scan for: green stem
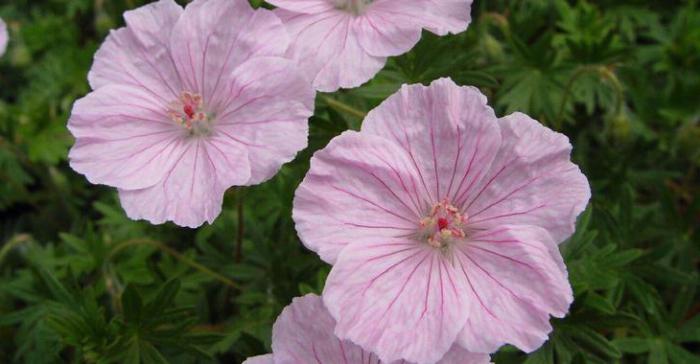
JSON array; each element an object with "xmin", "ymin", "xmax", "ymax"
[
  {"xmin": 0, "ymin": 234, "xmax": 32, "ymax": 266},
  {"xmin": 109, "ymin": 238, "xmax": 238, "ymax": 289},
  {"xmin": 556, "ymin": 65, "xmax": 598, "ymax": 126},
  {"xmin": 320, "ymin": 95, "xmax": 367, "ymax": 119},
  {"xmin": 598, "ymin": 67, "xmax": 625, "ymax": 116},
  {"xmin": 556, "ymin": 65, "xmax": 625, "ymax": 126}
]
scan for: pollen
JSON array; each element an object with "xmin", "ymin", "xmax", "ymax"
[
  {"xmin": 418, "ymin": 200, "xmax": 468, "ymax": 249},
  {"xmin": 168, "ymin": 91, "xmax": 210, "ymax": 134},
  {"xmin": 333, "ymin": 0, "xmax": 374, "ymax": 15}
]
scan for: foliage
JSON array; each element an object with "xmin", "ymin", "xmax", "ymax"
[{"xmin": 0, "ymin": 0, "xmax": 698, "ymax": 363}]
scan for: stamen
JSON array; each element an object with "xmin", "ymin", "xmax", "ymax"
[
  {"xmin": 418, "ymin": 200, "xmax": 468, "ymax": 249},
  {"xmin": 168, "ymin": 91, "xmax": 210, "ymax": 134},
  {"xmin": 333, "ymin": 0, "xmax": 374, "ymax": 15}
]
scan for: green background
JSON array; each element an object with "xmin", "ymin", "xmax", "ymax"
[{"xmin": 0, "ymin": 0, "xmax": 698, "ymax": 363}]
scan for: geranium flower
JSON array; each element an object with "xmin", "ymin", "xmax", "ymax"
[
  {"xmin": 243, "ymin": 294, "xmax": 490, "ymax": 364},
  {"xmin": 268, "ymin": 0, "xmax": 473, "ymax": 92},
  {"xmin": 0, "ymin": 18, "xmax": 8, "ymax": 57},
  {"xmin": 68, "ymin": 0, "xmax": 314, "ymax": 228},
  {"xmin": 293, "ymin": 78, "xmax": 590, "ymax": 363}
]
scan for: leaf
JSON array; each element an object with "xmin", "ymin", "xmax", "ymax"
[
  {"xmin": 614, "ymin": 337, "xmax": 651, "ymax": 354},
  {"xmin": 140, "ymin": 342, "xmax": 169, "ymax": 364},
  {"xmin": 678, "ymin": 315, "xmax": 700, "ymax": 343},
  {"xmin": 143, "ymin": 280, "xmax": 180, "ymax": 318},
  {"xmin": 649, "ymin": 339, "xmax": 669, "ymax": 364},
  {"xmin": 570, "ymin": 327, "xmax": 622, "ymax": 359},
  {"xmin": 36, "ymin": 269, "xmax": 74, "ymax": 306},
  {"xmin": 583, "ymin": 292, "xmax": 617, "ymax": 314},
  {"xmin": 121, "ymin": 285, "xmax": 143, "ymax": 324},
  {"xmin": 524, "ymin": 343, "xmax": 554, "ymax": 364}
]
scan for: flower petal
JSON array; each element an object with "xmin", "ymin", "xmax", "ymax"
[
  {"xmin": 272, "ymin": 294, "xmax": 489, "ymax": 364},
  {"xmin": 415, "ymin": 0, "xmax": 473, "ymax": 36},
  {"xmin": 169, "ymin": 0, "xmax": 289, "ymax": 102},
  {"xmin": 362, "ymin": 78, "xmax": 502, "ymax": 205},
  {"xmin": 459, "ymin": 112, "xmax": 591, "ymax": 243},
  {"xmin": 242, "ymin": 355, "xmax": 274, "ymax": 364},
  {"xmin": 353, "ymin": 2, "xmax": 423, "ymax": 57},
  {"xmin": 455, "ymin": 225, "xmax": 573, "ymax": 353},
  {"xmin": 68, "ymin": 84, "xmax": 184, "ymax": 190},
  {"xmin": 0, "ymin": 18, "xmax": 8, "ymax": 57},
  {"xmin": 323, "ymin": 240, "xmax": 471, "ymax": 364},
  {"xmin": 272, "ymin": 294, "xmax": 371, "ymax": 364},
  {"xmin": 215, "ymin": 57, "xmax": 314, "ymax": 185},
  {"xmin": 275, "ymin": 9, "xmax": 385, "ymax": 92},
  {"xmin": 88, "ymin": 0, "xmax": 183, "ymax": 99},
  {"xmin": 294, "ymin": 131, "xmax": 426, "ymax": 264},
  {"xmin": 439, "ymin": 346, "xmax": 491, "ymax": 364},
  {"xmin": 267, "ymin": 0, "xmax": 334, "ymax": 14},
  {"xmin": 118, "ymin": 138, "xmax": 250, "ymax": 228}
]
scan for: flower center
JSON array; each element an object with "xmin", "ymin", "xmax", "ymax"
[
  {"xmin": 332, "ymin": 0, "xmax": 373, "ymax": 15},
  {"xmin": 419, "ymin": 200, "xmax": 468, "ymax": 249},
  {"xmin": 168, "ymin": 91, "xmax": 211, "ymax": 135}
]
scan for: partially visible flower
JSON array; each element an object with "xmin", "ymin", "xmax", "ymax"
[
  {"xmin": 243, "ymin": 294, "xmax": 490, "ymax": 364},
  {"xmin": 0, "ymin": 18, "xmax": 8, "ymax": 57},
  {"xmin": 293, "ymin": 78, "xmax": 590, "ymax": 363},
  {"xmin": 243, "ymin": 355, "xmax": 273, "ymax": 364},
  {"xmin": 68, "ymin": 0, "xmax": 314, "ymax": 227},
  {"xmin": 268, "ymin": 0, "xmax": 473, "ymax": 92}
]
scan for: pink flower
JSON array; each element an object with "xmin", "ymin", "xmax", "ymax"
[
  {"xmin": 268, "ymin": 0, "xmax": 473, "ymax": 92},
  {"xmin": 68, "ymin": 0, "xmax": 314, "ymax": 228},
  {"xmin": 293, "ymin": 78, "xmax": 591, "ymax": 363},
  {"xmin": 0, "ymin": 18, "xmax": 8, "ymax": 57},
  {"xmin": 243, "ymin": 355, "xmax": 273, "ymax": 364},
  {"xmin": 243, "ymin": 294, "xmax": 490, "ymax": 364}
]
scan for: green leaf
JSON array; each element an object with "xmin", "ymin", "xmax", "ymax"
[
  {"xmin": 140, "ymin": 342, "xmax": 169, "ymax": 364},
  {"xmin": 570, "ymin": 327, "xmax": 622, "ymax": 359},
  {"xmin": 122, "ymin": 285, "xmax": 143, "ymax": 324},
  {"xmin": 583, "ymin": 292, "xmax": 617, "ymax": 314},
  {"xmin": 524, "ymin": 343, "xmax": 554, "ymax": 364},
  {"xmin": 649, "ymin": 339, "xmax": 669, "ymax": 364},
  {"xmin": 614, "ymin": 337, "xmax": 651, "ymax": 354},
  {"xmin": 143, "ymin": 280, "xmax": 180, "ymax": 318}
]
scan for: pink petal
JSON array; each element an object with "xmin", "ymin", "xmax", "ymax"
[
  {"xmin": 353, "ymin": 0, "xmax": 472, "ymax": 57},
  {"xmin": 88, "ymin": 0, "xmax": 183, "ymax": 99},
  {"xmin": 273, "ymin": 294, "xmax": 370, "ymax": 364},
  {"xmin": 362, "ymin": 78, "xmax": 502, "ymax": 205},
  {"xmin": 0, "ymin": 18, "xmax": 8, "ymax": 57},
  {"xmin": 275, "ymin": 9, "xmax": 385, "ymax": 92},
  {"xmin": 273, "ymin": 294, "xmax": 489, "ymax": 364},
  {"xmin": 419, "ymin": 0, "xmax": 473, "ymax": 36},
  {"xmin": 323, "ymin": 240, "xmax": 471, "ymax": 364},
  {"xmin": 68, "ymin": 84, "xmax": 184, "ymax": 190},
  {"xmin": 118, "ymin": 138, "xmax": 250, "ymax": 228},
  {"xmin": 455, "ymin": 225, "xmax": 573, "ymax": 353},
  {"xmin": 439, "ymin": 346, "xmax": 491, "ymax": 364},
  {"xmin": 242, "ymin": 355, "xmax": 274, "ymax": 364},
  {"xmin": 169, "ymin": 0, "xmax": 289, "ymax": 102},
  {"xmin": 267, "ymin": 0, "xmax": 334, "ymax": 14},
  {"xmin": 353, "ymin": 2, "xmax": 423, "ymax": 57},
  {"xmin": 215, "ymin": 57, "xmax": 314, "ymax": 184},
  {"xmin": 459, "ymin": 112, "xmax": 591, "ymax": 243},
  {"xmin": 293, "ymin": 131, "xmax": 426, "ymax": 264}
]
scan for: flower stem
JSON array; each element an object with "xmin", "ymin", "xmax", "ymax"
[
  {"xmin": 556, "ymin": 64, "xmax": 625, "ymax": 127},
  {"xmin": 0, "ymin": 234, "xmax": 32, "ymax": 266},
  {"xmin": 109, "ymin": 238, "xmax": 238, "ymax": 289},
  {"xmin": 320, "ymin": 95, "xmax": 367, "ymax": 119}
]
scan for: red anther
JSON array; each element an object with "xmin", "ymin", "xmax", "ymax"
[
  {"xmin": 438, "ymin": 217, "xmax": 449, "ymax": 230},
  {"xmin": 183, "ymin": 104, "xmax": 195, "ymax": 119}
]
